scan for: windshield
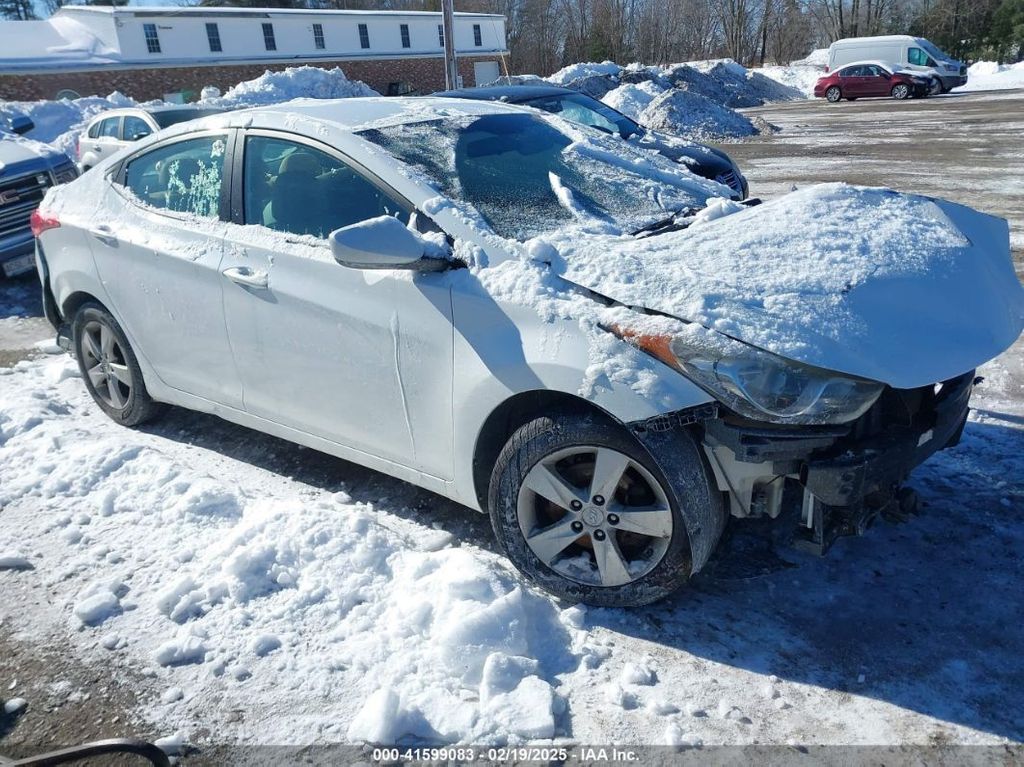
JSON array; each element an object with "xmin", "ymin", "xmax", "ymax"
[
  {"xmin": 152, "ymin": 109, "xmax": 225, "ymax": 129},
  {"xmin": 522, "ymin": 93, "xmax": 643, "ymax": 139},
  {"xmin": 918, "ymin": 39, "xmax": 949, "ymax": 60},
  {"xmin": 358, "ymin": 113, "xmax": 708, "ymax": 241}
]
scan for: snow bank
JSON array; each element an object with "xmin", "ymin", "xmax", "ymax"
[
  {"xmin": 960, "ymin": 61, "xmax": 1024, "ymax": 92},
  {"xmin": 751, "ymin": 64, "xmax": 824, "ymax": 97},
  {"xmin": 601, "ymin": 81, "xmax": 664, "ymax": 120},
  {"xmin": 640, "ymin": 89, "xmax": 758, "ymax": 139},
  {"xmin": 0, "ymin": 362, "xmax": 587, "ymax": 744},
  {"xmin": 547, "ymin": 61, "xmax": 623, "ymax": 85},
  {"xmin": 214, "ymin": 66, "xmax": 379, "ymax": 107}
]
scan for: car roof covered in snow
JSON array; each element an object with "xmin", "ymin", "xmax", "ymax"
[
  {"xmin": 834, "ymin": 60, "xmax": 903, "ymax": 73},
  {"xmin": 201, "ymin": 96, "xmax": 534, "ymax": 135},
  {"xmin": 434, "ymin": 85, "xmax": 578, "ymax": 102}
]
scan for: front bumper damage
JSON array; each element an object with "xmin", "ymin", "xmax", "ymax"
[{"xmin": 637, "ymin": 372, "xmax": 975, "ymax": 557}]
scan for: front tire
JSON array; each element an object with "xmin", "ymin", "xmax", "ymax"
[
  {"xmin": 72, "ymin": 303, "xmax": 164, "ymax": 427},
  {"xmin": 929, "ymin": 78, "xmax": 943, "ymax": 96},
  {"xmin": 488, "ymin": 414, "xmax": 707, "ymax": 607},
  {"xmin": 891, "ymin": 83, "xmax": 911, "ymax": 100},
  {"xmin": 825, "ymin": 86, "xmax": 842, "ymax": 103}
]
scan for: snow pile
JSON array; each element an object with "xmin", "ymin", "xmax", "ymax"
[
  {"xmin": 639, "ymin": 88, "xmax": 759, "ymax": 139},
  {"xmin": 795, "ymin": 48, "xmax": 829, "ymax": 67},
  {"xmin": 960, "ymin": 61, "xmax": 1024, "ymax": 92},
  {"xmin": 547, "ymin": 61, "xmax": 623, "ymax": 85},
  {"xmin": 751, "ymin": 63, "xmax": 824, "ymax": 97},
  {"xmin": 601, "ymin": 81, "xmax": 664, "ymax": 120},
  {"xmin": 0, "ymin": 360, "xmax": 587, "ymax": 745},
  {"xmin": 214, "ymin": 66, "xmax": 379, "ymax": 107}
]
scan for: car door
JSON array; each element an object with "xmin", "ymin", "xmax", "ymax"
[
  {"xmin": 218, "ymin": 130, "xmax": 455, "ymax": 479},
  {"xmin": 87, "ymin": 130, "xmax": 242, "ymax": 408},
  {"xmin": 91, "ymin": 116, "xmax": 123, "ymax": 163},
  {"xmin": 862, "ymin": 66, "xmax": 887, "ymax": 96},
  {"xmin": 837, "ymin": 66, "xmax": 861, "ymax": 96}
]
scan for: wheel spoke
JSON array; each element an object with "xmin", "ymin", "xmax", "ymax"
[
  {"xmin": 86, "ymin": 362, "xmax": 106, "ymax": 387},
  {"xmin": 612, "ymin": 505, "xmax": 673, "ymax": 538},
  {"xmin": 83, "ymin": 330, "xmax": 102, "ymax": 362},
  {"xmin": 108, "ymin": 363, "xmax": 132, "ymax": 387},
  {"xmin": 106, "ymin": 379, "xmax": 126, "ymax": 409},
  {"xmin": 100, "ymin": 324, "xmax": 115, "ymax": 357},
  {"xmin": 523, "ymin": 462, "xmax": 585, "ymax": 512},
  {"xmin": 592, "ymin": 534, "xmax": 632, "ymax": 587},
  {"xmin": 526, "ymin": 516, "xmax": 583, "ymax": 565},
  {"xmin": 589, "ymin": 448, "xmax": 630, "ymax": 502}
]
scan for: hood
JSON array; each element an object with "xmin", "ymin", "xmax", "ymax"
[
  {"xmin": 638, "ymin": 132, "xmax": 735, "ymax": 178},
  {"xmin": 544, "ymin": 184, "xmax": 1024, "ymax": 389},
  {"xmin": 0, "ymin": 134, "xmax": 62, "ymax": 173}
]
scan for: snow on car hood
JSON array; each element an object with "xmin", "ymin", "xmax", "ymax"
[{"xmin": 542, "ymin": 184, "xmax": 1024, "ymax": 389}]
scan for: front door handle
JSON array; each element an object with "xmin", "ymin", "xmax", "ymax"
[
  {"xmin": 89, "ymin": 224, "xmax": 117, "ymax": 244},
  {"xmin": 222, "ymin": 266, "xmax": 269, "ymax": 289}
]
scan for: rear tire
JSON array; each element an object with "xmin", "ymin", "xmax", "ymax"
[
  {"xmin": 72, "ymin": 303, "xmax": 165, "ymax": 427},
  {"xmin": 487, "ymin": 413, "xmax": 710, "ymax": 607},
  {"xmin": 825, "ymin": 86, "xmax": 842, "ymax": 102}
]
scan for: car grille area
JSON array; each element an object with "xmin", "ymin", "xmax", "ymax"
[
  {"xmin": 715, "ymin": 169, "xmax": 743, "ymax": 195},
  {"xmin": 0, "ymin": 169, "xmax": 50, "ymax": 242}
]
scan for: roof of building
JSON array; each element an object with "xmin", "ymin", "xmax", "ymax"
[{"xmin": 58, "ymin": 5, "xmax": 504, "ymax": 18}]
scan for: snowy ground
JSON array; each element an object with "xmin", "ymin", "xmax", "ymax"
[{"xmin": 2, "ymin": 74, "xmax": 1023, "ymax": 761}]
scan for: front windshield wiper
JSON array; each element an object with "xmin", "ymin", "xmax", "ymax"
[{"xmin": 630, "ymin": 207, "xmax": 698, "ymax": 237}]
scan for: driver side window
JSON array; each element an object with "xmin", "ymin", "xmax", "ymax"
[
  {"xmin": 242, "ymin": 135, "xmax": 411, "ymax": 238},
  {"xmin": 908, "ymin": 48, "xmax": 934, "ymax": 66}
]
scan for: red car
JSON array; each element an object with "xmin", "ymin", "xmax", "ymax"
[{"xmin": 814, "ymin": 61, "xmax": 931, "ymax": 102}]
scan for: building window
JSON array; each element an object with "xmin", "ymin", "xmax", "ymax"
[
  {"xmin": 358, "ymin": 23, "xmax": 370, "ymax": 49},
  {"xmin": 143, "ymin": 23, "xmax": 161, "ymax": 54},
  {"xmin": 437, "ymin": 24, "xmax": 444, "ymax": 47},
  {"xmin": 400, "ymin": 23, "xmax": 410, "ymax": 49},
  {"xmin": 313, "ymin": 23, "xmax": 325, "ymax": 50},
  {"xmin": 206, "ymin": 23, "xmax": 222, "ymax": 53},
  {"xmin": 262, "ymin": 23, "xmax": 276, "ymax": 52},
  {"xmin": 473, "ymin": 24, "xmax": 482, "ymax": 46}
]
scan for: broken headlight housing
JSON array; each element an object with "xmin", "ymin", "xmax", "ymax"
[{"xmin": 615, "ymin": 325, "xmax": 885, "ymax": 425}]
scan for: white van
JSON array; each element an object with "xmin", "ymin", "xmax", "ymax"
[{"xmin": 828, "ymin": 35, "xmax": 967, "ymax": 93}]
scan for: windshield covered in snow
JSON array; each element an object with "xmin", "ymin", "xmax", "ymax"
[{"xmin": 359, "ymin": 113, "xmax": 708, "ymax": 241}]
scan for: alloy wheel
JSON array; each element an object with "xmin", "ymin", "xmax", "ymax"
[
  {"xmin": 80, "ymin": 320, "xmax": 132, "ymax": 410},
  {"xmin": 826, "ymin": 87, "xmax": 841, "ymax": 102},
  {"xmin": 516, "ymin": 445, "xmax": 673, "ymax": 588},
  {"xmin": 893, "ymin": 84, "xmax": 910, "ymax": 100}
]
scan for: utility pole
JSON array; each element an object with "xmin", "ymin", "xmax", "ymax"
[{"xmin": 442, "ymin": 0, "xmax": 459, "ymax": 89}]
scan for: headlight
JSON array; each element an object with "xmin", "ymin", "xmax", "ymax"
[{"xmin": 610, "ymin": 322, "xmax": 884, "ymax": 425}]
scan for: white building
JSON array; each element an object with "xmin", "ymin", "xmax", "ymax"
[{"xmin": 0, "ymin": 6, "xmax": 508, "ymax": 101}]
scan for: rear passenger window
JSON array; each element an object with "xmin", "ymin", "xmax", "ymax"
[
  {"xmin": 122, "ymin": 135, "xmax": 226, "ymax": 218},
  {"xmin": 243, "ymin": 135, "xmax": 410, "ymax": 238},
  {"xmin": 88, "ymin": 121, "xmax": 102, "ymax": 139}
]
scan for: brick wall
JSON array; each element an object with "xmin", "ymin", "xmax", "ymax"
[{"xmin": 0, "ymin": 55, "xmax": 500, "ymax": 102}]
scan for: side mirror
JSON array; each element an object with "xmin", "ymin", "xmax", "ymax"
[
  {"xmin": 330, "ymin": 215, "xmax": 439, "ymax": 270},
  {"xmin": 9, "ymin": 115, "xmax": 34, "ymax": 136}
]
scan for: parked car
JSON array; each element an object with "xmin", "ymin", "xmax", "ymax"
[
  {"xmin": 78, "ymin": 106, "xmax": 226, "ymax": 172},
  {"xmin": 33, "ymin": 99, "xmax": 1023, "ymax": 606},
  {"xmin": 0, "ymin": 115, "xmax": 78, "ymax": 277},
  {"xmin": 437, "ymin": 85, "xmax": 749, "ymax": 200},
  {"xmin": 828, "ymin": 35, "xmax": 968, "ymax": 94},
  {"xmin": 814, "ymin": 61, "xmax": 932, "ymax": 102}
]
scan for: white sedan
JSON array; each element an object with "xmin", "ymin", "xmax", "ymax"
[{"xmin": 32, "ymin": 97, "xmax": 1024, "ymax": 606}]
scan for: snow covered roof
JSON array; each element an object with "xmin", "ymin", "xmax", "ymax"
[
  {"xmin": 57, "ymin": 5, "xmax": 504, "ymax": 19},
  {"xmin": 222, "ymin": 96, "xmax": 527, "ymax": 133}
]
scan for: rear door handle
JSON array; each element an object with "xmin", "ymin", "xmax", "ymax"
[
  {"xmin": 89, "ymin": 225, "xmax": 118, "ymax": 244},
  {"xmin": 222, "ymin": 266, "xmax": 269, "ymax": 289}
]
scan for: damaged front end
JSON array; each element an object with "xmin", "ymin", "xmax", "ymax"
[{"xmin": 634, "ymin": 372, "xmax": 975, "ymax": 557}]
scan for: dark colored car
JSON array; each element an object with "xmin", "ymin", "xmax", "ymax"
[
  {"xmin": 1, "ymin": 114, "xmax": 78, "ymax": 277},
  {"xmin": 814, "ymin": 61, "xmax": 932, "ymax": 102},
  {"xmin": 437, "ymin": 85, "xmax": 749, "ymax": 200}
]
